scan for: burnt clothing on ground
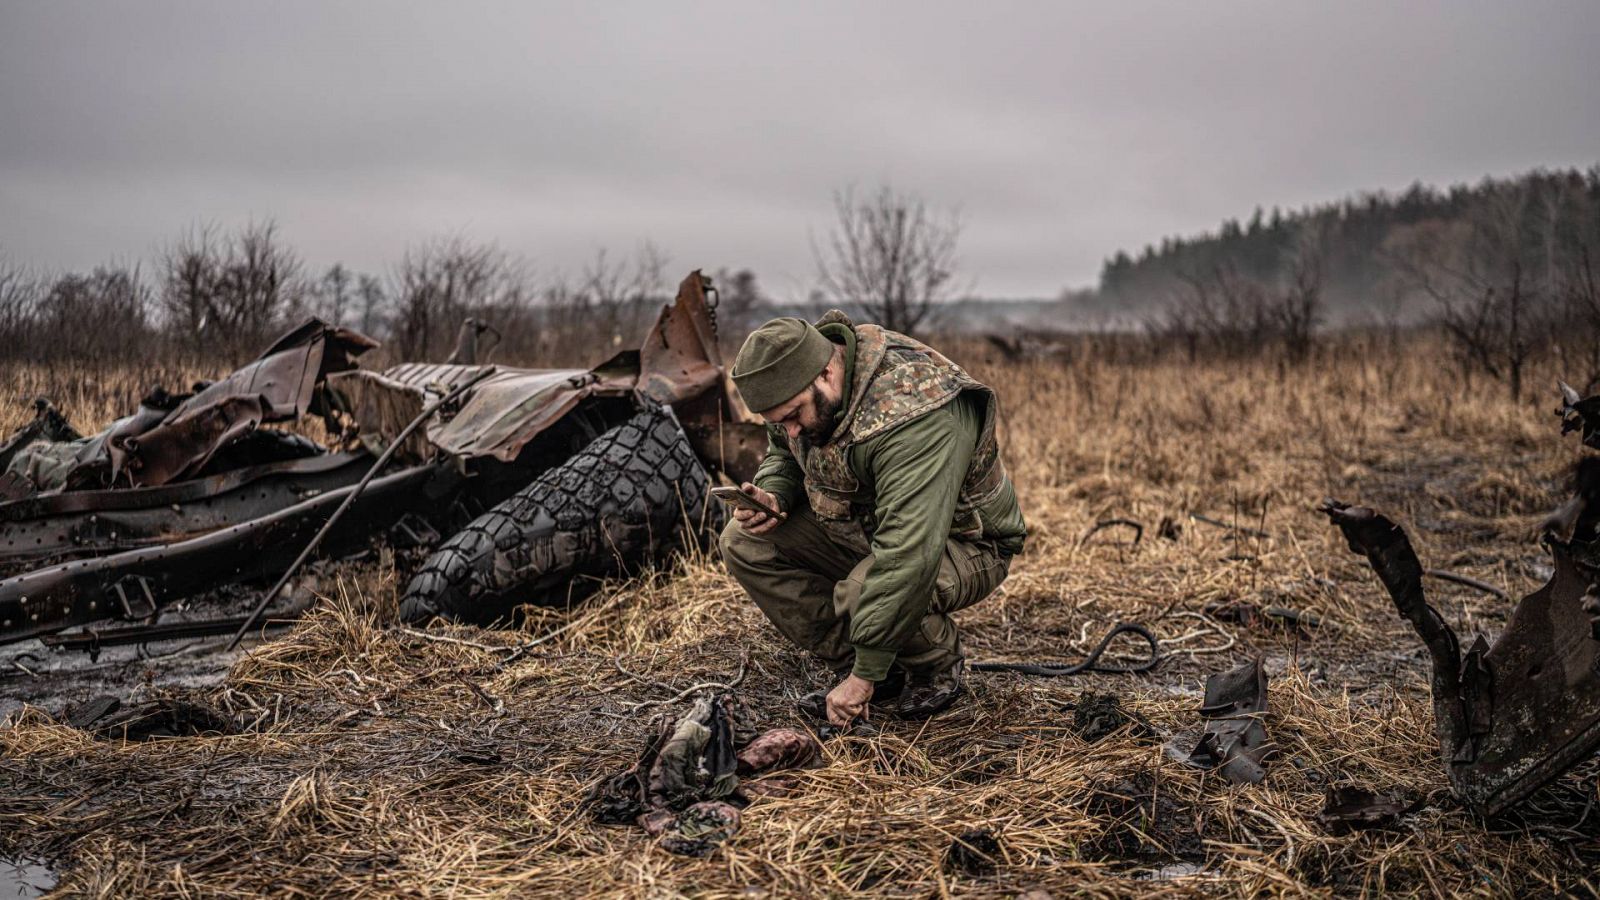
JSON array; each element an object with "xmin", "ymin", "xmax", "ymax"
[{"xmin": 592, "ymin": 692, "xmax": 820, "ymax": 856}]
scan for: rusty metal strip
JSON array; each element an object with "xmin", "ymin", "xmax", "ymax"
[
  {"xmin": 0, "ymin": 462, "xmax": 457, "ymax": 645},
  {"xmin": 0, "ymin": 451, "xmax": 365, "ymax": 519},
  {"xmin": 40, "ymin": 611, "xmax": 303, "ymax": 652},
  {"xmin": 0, "ymin": 453, "xmax": 371, "ymax": 567},
  {"xmin": 638, "ymin": 271, "xmax": 767, "ymax": 483}
]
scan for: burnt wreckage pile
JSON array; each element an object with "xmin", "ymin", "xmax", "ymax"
[
  {"xmin": 1324, "ymin": 382, "xmax": 1600, "ymax": 817},
  {"xmin": 0, "ymin": 271, "xmax": 765, "ymax": 647}
]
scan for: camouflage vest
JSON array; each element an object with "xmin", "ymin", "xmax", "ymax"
[{"xmin": 790, "ymin": 310, "xmax": 1008, "ymax": 548}]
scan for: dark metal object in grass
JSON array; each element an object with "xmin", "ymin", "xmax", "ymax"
[
  {"xmin": 1322, "ymin": 416, "xmax": 1600, "ymax": 816},
  {"xmin": 1317, "ymin": 786, "xmax": 1422, "ymax": 835},
  {"xmin": 972, "ymin": 621, "xmax": 1161, "ymax": 677},
  {"xmin": 65, "ymin": 695, "xmax": 238, "ymax": 741},
  {"xmin": 1424, "ymin": 569, "xmax": 1510, "ymax": 602},
  {"xmin": 1080, "ymin": 518, "xmax": 1143, "ymax": 548},
  {"xmin": 1189, "ymin": 513, "xmax": 1270, "ymax": 540},
  {"xmin": 1203, "ymin": 600, "xmax": 1323, "ymax": 636},
  {"xmin": 1164, "ymin": 656, "xmax": 1277, "ymax": 784},
  {"xmin": 41, "ymin": 610, "xmax": 303, "ymax": 653}
]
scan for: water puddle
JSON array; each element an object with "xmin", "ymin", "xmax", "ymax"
[{"xmin": 0, "ymin": 859, "xmax": 57, "ymax": 899}]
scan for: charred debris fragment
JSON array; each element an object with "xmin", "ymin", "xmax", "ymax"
[
  {"xmin": 0, "ymin": 270, "xmax": 764, "ymax": 647},
  {"xmin": 1322, "ymin": 381, "xmax": 1600, "ymax": 817}
]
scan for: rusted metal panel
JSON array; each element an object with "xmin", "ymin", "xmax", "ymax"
[
  {"xmin": 107, "ymin": 320, "xmax": 376, "ymax": 487},
  {"xmin": 0, "ymin": 452, "xmax": 370, "ymax": 568},
  {"xmin": 638, "ymin": 271, "xmax": 767, "ymax": 483},
  {"xmin": 329, "ymin": 364, "xmax": 621, "ymax": 464},
  {"xmin": 1324, "ymin": 494, "xmax": 1600, "ymax": 816},
  {"xmin": 0, "ymin": 462, "xmax": 455, "ymax": 645}
]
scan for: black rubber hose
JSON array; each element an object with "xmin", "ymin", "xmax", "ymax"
[{"xmin": 972, "ymin": 621, "xmax": 1162, "ymax": 677}]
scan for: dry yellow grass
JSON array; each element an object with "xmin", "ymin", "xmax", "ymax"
[{"xmin": 3, "ymin": 334, "xmax": 1600, "ymax": 897}]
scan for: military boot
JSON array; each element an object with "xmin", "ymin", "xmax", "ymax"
[
  {"xmin": 889, "ymin": 657, "xmax": 965, "ymax": 720},
  {"xmin": 797, "ymin": 666, "xmax": 906, "ymax": 722}
]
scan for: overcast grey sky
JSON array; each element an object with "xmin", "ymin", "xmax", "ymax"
[{"xmin": 2, "ymin": 1, "xmax": 1596, "ymax": 298}]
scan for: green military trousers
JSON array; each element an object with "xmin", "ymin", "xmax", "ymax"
[{"xmin": 718, "ymin": 505, "xmax": 1011, "ymax": 679}]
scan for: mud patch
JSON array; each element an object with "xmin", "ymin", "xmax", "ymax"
[{"xmin": 1078, "ymin": 771, "xmax": 1203, "ymax": 864}]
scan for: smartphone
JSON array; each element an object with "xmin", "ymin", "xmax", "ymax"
[{"xmin": 710, "ymin": 485, "xmax": 783, "ymax": 518}]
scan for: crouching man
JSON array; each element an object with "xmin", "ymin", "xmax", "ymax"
[{"xmin": 719, "ymin": 311, "xmax": 1026, "ymax": 727}]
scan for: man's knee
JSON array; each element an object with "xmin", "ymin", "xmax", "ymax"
[{"xmin": 718, "ymin": 518, "xmax": 750, "ymax": 568}]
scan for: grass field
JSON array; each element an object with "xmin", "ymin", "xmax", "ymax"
[{"xmin": 3, "ymin": 335, "xmax": 1600, "ymax": 897}]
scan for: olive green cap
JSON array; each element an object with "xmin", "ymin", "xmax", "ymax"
[{"xmin": 731, "ymin": 317, "xmax": 833, "ymax": 413}]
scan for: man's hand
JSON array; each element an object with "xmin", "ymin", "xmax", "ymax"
[
  {"xmin": 825, "ymin": 673, "xmax": 875, "ymax": 727},
  {"xmin": 733, "ymin": 482, "xmax": 786, "ymax": 535}
]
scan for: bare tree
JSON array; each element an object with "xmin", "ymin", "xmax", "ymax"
[
  {"xmin": 36, "ymin": 266, "xmax": 153, "ymax": 362},
  {"xmin": 355, "ymin": 273, "xmax": 386, "ymax": 339},
  {"xmin": 159, "ymin": 220, "xmax": 304, "ymax": 354},
  {"xmin": 712, "ymin": 267, "xmax": 766, "ymax": 338},
  {"xmin": 315, "ymin": 263, "xmax": 352, "ymax": 327},
  {"xmin": 814, "ymin": 184, "xmax": 961, "ymax": 335},
  {"xmin": 390, "ymin": 237, "xmax": 528, "ymax": 360},
  {"xmin": 1387, "ymin": 183, "xmax": 1551, "ymax": 402},
  {"xmin": 159, "ymin": 224, "xmax": 221, "ymax": 353},
  {"xmin": 583, "ymin": 242, "xmax": 668, "ymax": 346},
  {"xmin": 218, "ymin": 220, "xmax": 304, "ymax": 350},
  {"xmin": 1277, "ymin": 222, "xmax": 1328, "ymax": 363},
  {"xmin": 0, "ymin": 254, "xmax": 41, "ymax": 358}
]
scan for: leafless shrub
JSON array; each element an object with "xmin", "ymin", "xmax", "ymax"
[
  {"xmin": 389, "ymin": 237, "xmax": 529, "ymax": 361},
  {"xmin": 34, "ymin": 266, "xmax": 154, "ymax": 362},
  {"xmin": 1385, "ymin": 183, "xmax": 1555, "ymax": 402},
  {"xmin": 159, "ymin": 224, "xmax": 221, "ymax": 354},
  {"xmin": 710, "ymin": 268, "xmax": 768, "ymax": 345},
  {"xmin": 814, "ymin": 184, "xmax": 961, "ymax": 335},
  {"xmin": 311, "ymin": 264, "xmax": 353, "ymax": 328},
  {"xmin": 159, "ymin": 220, "xmax": 305, "ymax": 356},
  {"xmin": 1279, "ymin": 222, "xmax": 1328, "ymax": 364},
  {"xmin": 0, "ymin": 255, "xmax": 42, "ymax": 357},
  {"xmin": 581, "ymin": 243, "xmax": 668, "ymax": 346},
  {"xmin": 355, "ymin": 274, "xmax": 386, "ymax": 339},
  {"xmin": 1146, "ymin": 263, "xmax": 1274, "ymax": 362}
]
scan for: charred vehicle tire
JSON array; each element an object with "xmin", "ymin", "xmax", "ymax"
[{"xmin": 399, "ymin": 406, "xmax": 724, "ymax": 625}]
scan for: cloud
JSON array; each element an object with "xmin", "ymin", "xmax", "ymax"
[{"xmin": 2, "ymin": 0, "xmax": 1596, "ymax": 296}]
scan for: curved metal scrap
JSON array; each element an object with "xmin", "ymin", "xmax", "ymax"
[
  {"xmin": 1324, "ymin": 493, "xmax": 1600, "ymax": 816},
  {"xmin": 111, "ymin": 320, "xmax": 377, "ymax": 486},
  {"xmin": 638, "ymin": 270, "xmax": 766, "ymax": 483},
  {"xmin": 330, "ymin": 363, "xmax": 633, "ymax": 465},
  {"xmin": 328, "ymin": 271, "xmax": 766, "ymax": 481}
]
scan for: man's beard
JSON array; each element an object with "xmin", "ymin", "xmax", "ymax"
[{"xmin": 800, "ymin": 384, "xmax": 843, "ymax": 445}]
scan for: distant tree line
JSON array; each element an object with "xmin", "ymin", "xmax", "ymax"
[
  {"xmin": 0, "ymin": 223, "xmax": 776, "ymax": 369},
  {"xmin": 0, "ymin": 180, "xmax": 976, "ymax": 371},
  {"xmin": 1101, "ymin": 166, "xmax": 1600, "ymax": 398}
]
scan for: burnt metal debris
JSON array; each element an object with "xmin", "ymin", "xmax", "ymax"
[
  {"xmin": 1316, "ymin": 786, "xmax": 1423, "ymax": 836},
  {"xmin": 1322, "ymin": 383, "xmax": 1600, "ymax": 816},
  {"xmin": 1164, "ymin": 656, "xmax": 1278, "ymax": 784},
  {"xmin": 0, "ymin": 270, "xmax": 763, "ymax": 646}
]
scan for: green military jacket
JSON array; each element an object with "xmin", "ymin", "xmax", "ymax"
[{"xmin": 752, "ymin": 310, "xmax": 1026, "ymax": 678}]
